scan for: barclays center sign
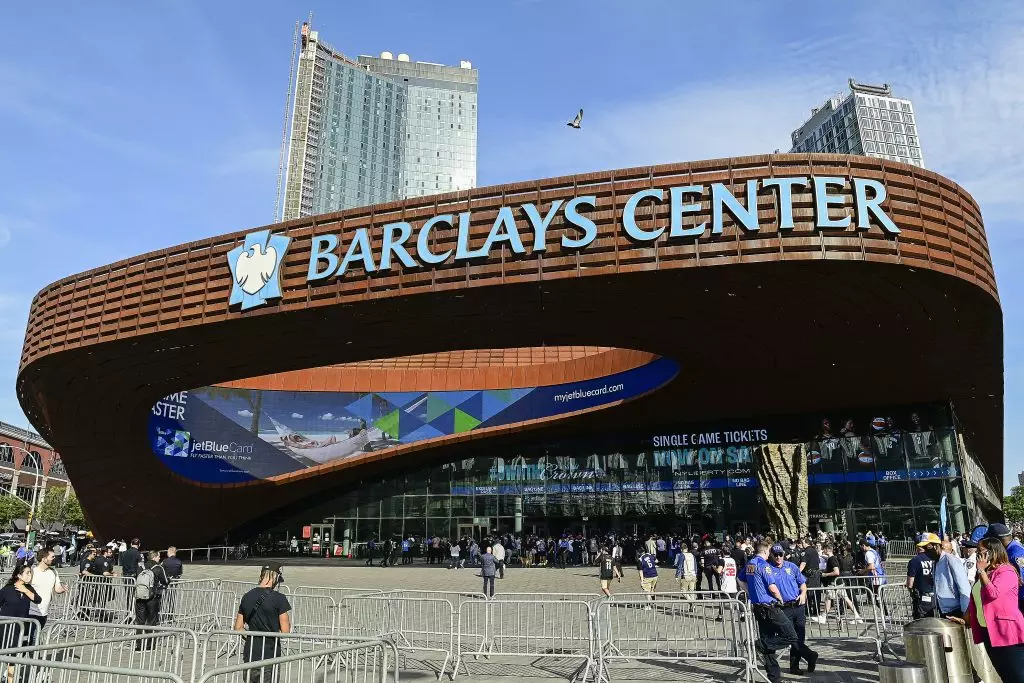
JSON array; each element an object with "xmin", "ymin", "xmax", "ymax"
[{"xmin": 228, "ymin": 175, "xmax": 899, "ymax": 310}]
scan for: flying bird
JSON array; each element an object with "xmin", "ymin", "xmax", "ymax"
[{"xmin": 567, "ymin": 108, "xmax": 583, "ymax": 129}]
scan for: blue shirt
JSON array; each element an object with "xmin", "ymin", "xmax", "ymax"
[
  {"xmin": 770, "ymin": 560, "xmax": 806, "ymax": 602},
  {"xmin": 746, "ymin": 556, "xmax": 777, "ymax": 604},
  {"xmin": 933, "ymin": 552, "xmax": 970, "ymax": 615},
  {"xmin": 638, "ymin": 553, "xmax": 658, "ymax": 578},
  {"xmin": 1006, "ymin": 540, "xmax": 1024, "ymax": 599}
]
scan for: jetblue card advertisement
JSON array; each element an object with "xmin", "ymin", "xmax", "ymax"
[{"xmin": 148, "ymin": 357, "xmax": 680, "ymax": 484}]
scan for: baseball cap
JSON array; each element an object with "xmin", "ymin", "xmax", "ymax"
[
  {"xmin": 261, "ymin": 561, "xmax": 284, "ymax": 574},
  {"xmin": 916, "ymin": 532, "xmax": 942, "ymax": 547},
  {"xmin": 961, "ymin": 539, "xmax": 978, "ymax": 549},
  {"xmin": 770, "ymin": 545, "xmax": 785, "ymax": 555},
  {"xmin": 986, "ymin": 523, "xmax": 1012, "ymax": 539}
]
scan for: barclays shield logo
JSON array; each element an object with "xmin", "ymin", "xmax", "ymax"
[{"xmin": 227, "ymin": 230, "xmax": 291, "ymax": 311}]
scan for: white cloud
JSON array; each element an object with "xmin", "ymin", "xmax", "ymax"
[
  {"xmin": 894, "ymin": 31, "xmax": 1024, "ymax": 215},
  {"xmin": 237, "ymin": 409, "xmax": 253, "ymax": 418},
  {"xmin": 320, "ymin": 412, "xmax": 333, "ymax": 421},
  {"xmin": 291, "ymin": 412, "xmax": 303, "ymax": 419}
]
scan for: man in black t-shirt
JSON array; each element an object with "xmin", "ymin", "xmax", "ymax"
[
  {"xmin": 700, "ymin": 539, "xmax": 723, "ymax": 594},
  {"xmin": 235, "ymin": 561, "xmax": 292, "ymax": 682}
]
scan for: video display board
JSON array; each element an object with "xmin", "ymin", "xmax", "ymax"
[{"xmin": 149, "ymin": 357, "xmax": 679, "ymax": 484}]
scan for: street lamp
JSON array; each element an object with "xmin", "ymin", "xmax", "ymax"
[{"xmin": 2, "ymin": 445, "xmax": 44, "ymax": 544}]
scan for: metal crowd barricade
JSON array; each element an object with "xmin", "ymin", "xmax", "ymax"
[
  {"xmin": 289, "ymin": 592, "xmax": 338, "ymax": 637},
  {"xmin": 160, "ymin": 586, "xmax": 223, "ymax": 633},
  {"xmin": 380, "ymin": 589, "xmax": 486, "ymax": 610},
  {"xmin": 885, "ymin": 540, "xmax": 915, "ymax": 558},
  {"xmin": 4, "ymin": 627, "xmax": 197, "ymax": 682},
  {"xmin": 387, "ymin": 596, "xmax": 456, "ymax": 680},
  {"xmin": 66, "ymin": 574, "xmax": 136, "ymax": 624},
  {"xmin": 454, "ymin": 599, "xmax": 596, "ymax": 682},
  {"xmin": 297, "ymin": 585, "xmax": 383, "ymax": 601},
  {"xmin": 596, "ymin": 597, "xmax": 751, "ymax": 683},
  {"xmin": 0, "ymin": 656, "xmax": 187, "ymax": 683},
  {"xmin": 803, "ymin": 585, "xmax": 882, "ymax": 659},
  {"xmin": 0, "ymin": 617, "xmax": 39, "ymax": 651},
  {"xmin": 198, "ymin": 630, "xmax": 398, "ymax": 681},
  {"xmin": 877, "ymin": 582, "xmax": 914, "ymax": 655},
  {"xmin": 334, "ymin": 596, "xmax": 396, "ymax": 640},
  {"xmin": 48, "ymin": 572, "xmax": 80, "ymax": 621},
  {"xmin": 491, "ymin": 592, "xmax": 605, "ymax": 608},
  {"xmin": 196, "ymin": 636, "xmax": 397, "ymax": 683}
]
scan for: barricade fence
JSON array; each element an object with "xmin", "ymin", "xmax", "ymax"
[
  {"xmin": 197, "ymin": 637, "xmax": 395, "ymax": 683},
  {"xmin": 1, "ymin": 628, "xmax": 196, "ymax": 682},
  {"xmin": 161, "ymin": 586, "xmax": 223, "ymax": 633},
  {"xmin": 0, "ymin": 617, "xmax": 38, "ymax": 651},
  {"xmin": 197, "ymin": 630, "xmax": 398, "ymax": 683},
  {"xmin": 877, "ymin": 582, "xmax": 913, "ymax": 656},
  {"xmin": 0, "ymin": 656, "xmax": 187, "ymax": 683},
  {"xmin": 454, "ymin": 599, "xmax": 595, "ymax": 682},
  {"xmin": 9, "ymin": 580, "xmax": 901, "ymax": 682},
  {"xmin": 596, "ymin": 597, "xmax": 751, "ymax": 683},
  {"xmin": 65, "ymin": 574, "xmax": 137, "ymax": 624},
  {"xmin": 802, "ymin": 586, "xmax": 882, "ymax": 658}
]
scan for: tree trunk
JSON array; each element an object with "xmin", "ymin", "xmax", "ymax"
[{"xmin": 754, "ymin": 443, "xmax": 809, "ymax": 539}]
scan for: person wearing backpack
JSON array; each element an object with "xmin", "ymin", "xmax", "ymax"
[
  {"xmin": 234, "ymin": 562, "xmax": 292, "ymax": 682},
  {"xmin": 134, "ymin": 550, "xmax": 168, "ymax": 650}
]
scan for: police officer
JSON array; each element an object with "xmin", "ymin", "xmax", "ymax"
[
  {"xmin": 769, "ymin": 545, "xmax": 818, "ymax": 675},
  {"xmin": 701, "ymin": 538, "xmax": 723, "ymax": 594},
  {"xmin": 745, "ymin": 542, "xmax": 798, "ymax": 683},
  {"xmin": 985, "ymin": 523, "xmax": 1024, "ymax": 613}
]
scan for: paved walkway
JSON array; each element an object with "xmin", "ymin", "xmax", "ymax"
[{"xmin": 187, "ymin": 559, "xmax": 883, "ymax": 682}]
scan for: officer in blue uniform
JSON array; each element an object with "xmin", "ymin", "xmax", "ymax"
[
  {"xmin": 986, "ymin": 523, "xmax": 1024, "ymax": 613},
  {"xmin": 745, "ymin": 541, "xmax": 798, "ymax": 683},
  {"xmin": 769, "ymin": 544, "xmax": 819, "ymax": 675}
]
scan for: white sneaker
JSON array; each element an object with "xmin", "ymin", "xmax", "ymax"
[{"xmin": 811, "ymin": 615, "xmax": 827, "ymax": 624}]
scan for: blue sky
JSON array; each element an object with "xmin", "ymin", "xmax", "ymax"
[{"xmin": 1, "ymin": 1, "xmax": 1022, "ymax": 486}]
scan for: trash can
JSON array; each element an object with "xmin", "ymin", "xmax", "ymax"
[
  {"xmin": 904, "ymin": 617, "xmax": 974, "ymax": 683},
  {"xmin": 969, "ymin": 639, "xmax": 1003, "ymax": 683},
  {"xmin": 879, "ymin": 661, "xmax": 929, "ymax": 683}
]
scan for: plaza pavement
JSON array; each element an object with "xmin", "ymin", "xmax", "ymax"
[{"xmin": 185, "ymin": 558, "xmax": 884, "ymax": 682}]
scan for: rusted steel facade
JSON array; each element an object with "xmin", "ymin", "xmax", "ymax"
[{"xmin": 17, "ymin": 154, "xmax": 1001, "ymax": 544}]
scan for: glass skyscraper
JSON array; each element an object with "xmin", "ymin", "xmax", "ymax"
[
  {"xmin": 282, "ymin": 24, "xmax": 478, "ymax": 220},
  {"xmin": 790, "ymin": 79, "xmax": 924, "ymax": 168}
]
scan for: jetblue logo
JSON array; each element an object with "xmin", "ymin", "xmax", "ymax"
[{"xmin": 227, "ymin": 230, "xmax": 290, "ymax": 310}]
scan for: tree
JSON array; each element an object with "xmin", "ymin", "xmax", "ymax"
[
  {"xmin": 34, "ymin": 488, "xmax": 86, "ymax": 528},
  {"xmin": 1004, "ymin": 485, "xmax": 1024, "ymax": 528},
  {"xmin": 753, "ymin": 443, "xmax": 809, "ymax": 539},
  {"xmin": 0, "ymin": 496, "xmax": 29, "ymax": 530}
]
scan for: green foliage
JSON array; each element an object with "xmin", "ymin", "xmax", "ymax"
[
  {"xmin": 0, "ymin": 496, "xmax": 29, "ymax": 529},
  {"xmin": 1004, "ymin": 485, "xmax": 1024, "ymax": 527},
  {"xmin": 34, "ymin": 488, "xmax": 86, "ymax": 528}
]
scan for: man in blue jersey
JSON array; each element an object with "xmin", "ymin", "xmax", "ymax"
[
  {"xmin": 746, "ymin": 542, "xmax": 798, "ymax": 683},
  {"xmin": 770, "ymin": 545, "xmax": 819, "ymax": 675},
  {"xmin": 637, "ymin": 547, "xmax": 659, "ymax": 608},
  {"xmin": 986, "ymin": 523, "xmax": 1024, "ymax": 613}
]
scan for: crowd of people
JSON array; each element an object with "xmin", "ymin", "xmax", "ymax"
[{"xmin": 0, "ymin": 536, "xmax": 186, "ymax": 661}]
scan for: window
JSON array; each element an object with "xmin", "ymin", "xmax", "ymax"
[
  {"xmin": 22, "ymin": 452, "xmax": 40, "ymax": 472},
  {"xmin": 0, "ymin": 445, "xmax": 11, "ymax": 465}
]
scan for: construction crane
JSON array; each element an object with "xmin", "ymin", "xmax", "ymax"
[{"xmin": 273, "ymin": 20, "xmax": 301, "ymax": 224}]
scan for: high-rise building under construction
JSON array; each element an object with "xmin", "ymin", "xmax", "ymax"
[{"xmin": 280, "ymin": 23, "xmax": 478, "ymax": 220}]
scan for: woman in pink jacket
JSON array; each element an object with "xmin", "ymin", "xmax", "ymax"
[{"xmin": 948, "ymin": 537, "xmax": 1024, "ymax": 683}]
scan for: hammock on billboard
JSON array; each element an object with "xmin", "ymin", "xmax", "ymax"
[{"xmin": 266, "ymin": 414, "xmax": 378, "ymax": 464}]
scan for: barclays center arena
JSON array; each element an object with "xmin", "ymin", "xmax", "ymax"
[{"xmin": 16, "ymin": 154, "xmax": 1003, "ymax": 547}]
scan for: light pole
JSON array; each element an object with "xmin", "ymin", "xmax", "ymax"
[{"xmin": 4, "ymin": 445, "xmax": 43, "ymax": 545}]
